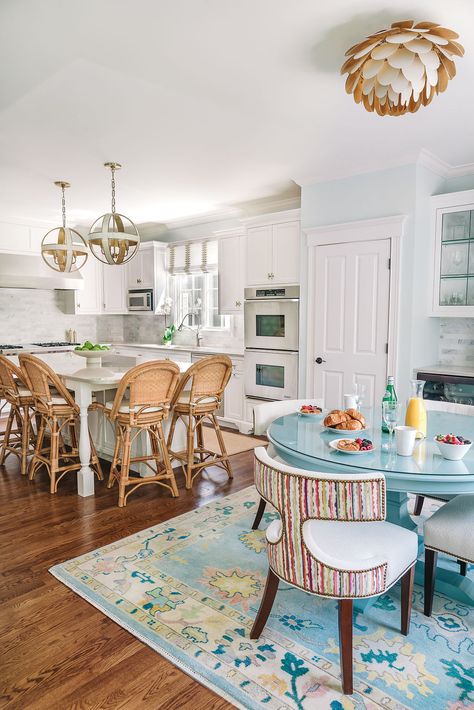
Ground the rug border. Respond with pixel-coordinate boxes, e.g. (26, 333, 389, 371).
(49, 551, 272, 710)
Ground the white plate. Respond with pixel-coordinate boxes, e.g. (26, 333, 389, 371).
(329, 438, 376, 454)
(298, 409, 324, 419)
(323, 424, 369, 434)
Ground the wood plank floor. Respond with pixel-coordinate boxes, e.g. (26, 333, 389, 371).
(0, 445, 255, 709)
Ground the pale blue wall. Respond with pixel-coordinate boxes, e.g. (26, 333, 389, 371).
(299, 163, 446, 403)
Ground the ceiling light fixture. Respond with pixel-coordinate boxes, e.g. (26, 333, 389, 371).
(41, 181, 89, 272)
(341, 20, 464, 116)
(87, 162, 140, 265)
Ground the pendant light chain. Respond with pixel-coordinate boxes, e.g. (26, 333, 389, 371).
(61, 184, 67, 227)
(111, 165, 116, 214)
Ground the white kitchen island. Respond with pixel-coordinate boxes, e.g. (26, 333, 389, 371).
(12, 351, 190, 497)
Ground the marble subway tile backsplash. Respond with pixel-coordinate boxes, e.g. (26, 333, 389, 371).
(439, 318, 474, 366)
(0, 288, 98, 344)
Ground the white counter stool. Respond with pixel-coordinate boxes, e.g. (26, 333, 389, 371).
(20, 354, 103, 493)
(251, 446, 418, 695)
(167, 355, 233, 490)
(251, 398, 324, 530)
(423, 493, 474, 616)
(98, 360, 181, 507)
(0, 355, 36, 475)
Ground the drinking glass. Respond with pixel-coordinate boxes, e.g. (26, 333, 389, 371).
(382, 401, 401, 453)
(353, 382, 366, 409)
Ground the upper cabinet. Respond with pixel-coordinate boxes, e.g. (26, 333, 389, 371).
(102, 263, 127, 314)
(431, 190, 474, 316)
(244, 210, 300, 286)
(65, 255, 103, 315)
(216, 229, 245, 314)
(126, 241, 167, 311)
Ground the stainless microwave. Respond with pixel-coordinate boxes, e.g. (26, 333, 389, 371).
(127, 288, 154, 311)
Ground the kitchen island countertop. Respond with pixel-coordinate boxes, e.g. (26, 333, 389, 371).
(112, 342, 245, 357)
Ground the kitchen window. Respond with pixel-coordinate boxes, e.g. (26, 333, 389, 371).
(167, 240, 229, 330)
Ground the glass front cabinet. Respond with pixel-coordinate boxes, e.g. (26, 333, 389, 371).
(431, 189, 474, 316)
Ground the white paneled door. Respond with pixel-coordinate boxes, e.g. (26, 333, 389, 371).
(309, 238, 391, 409)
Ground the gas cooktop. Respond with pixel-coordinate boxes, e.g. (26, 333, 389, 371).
(0, 344, 23, 350)
(32, 342, 78, 347)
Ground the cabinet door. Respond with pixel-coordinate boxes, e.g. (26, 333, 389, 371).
(126, 246, 154, 289)
(246, 226, 272, 286)
(102, 264, 127, 313)
(223, 358, 244, 421)
(272, 221, 300, 284)
(126, 252, 143, 288)
(76, 257, 102, 314)
(218, 235, 244, 313)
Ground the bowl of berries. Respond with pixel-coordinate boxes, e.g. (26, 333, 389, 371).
(299, 404, 323, 418)
(434, 433, 472, 461)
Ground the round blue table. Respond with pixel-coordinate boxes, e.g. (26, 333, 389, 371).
(268, 410, 474, 606)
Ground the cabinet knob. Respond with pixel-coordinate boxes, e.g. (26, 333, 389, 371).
(235, 300, 241, 307)
(137, 278, 142, 284)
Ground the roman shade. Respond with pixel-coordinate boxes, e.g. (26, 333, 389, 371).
(167, 240, 218, 275)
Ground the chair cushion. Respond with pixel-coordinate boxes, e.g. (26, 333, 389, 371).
(105, 401, 163, 414)
(424, 494, 474, 563)
(17, 386, 32, 397)
(177, 393, 218, 406)
(302, 520, 418, 591)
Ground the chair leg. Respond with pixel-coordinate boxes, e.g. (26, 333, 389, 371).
(211, 413, 233, 479)
(29, 416, 46, 480)
(196, 420, 205, 462)
(166, 411, 178, 450)
(338, 599, 353, 695)
(250, 568, 279, 639)
(251, 497, 267, 530)
(0, 408, 15, 464)
(413, 495, 425, 516)
(20, 406, 30, 476)
(424, 548, 438, 617)
(458, 559, 467, 576)
(185, 415, 195, 490)
(157, 421, 179, 497)
(118, 426, 131, 507)
(49, 418, 60, 494)
(108, 424, 121, 489)
(400, 565, 415, 635)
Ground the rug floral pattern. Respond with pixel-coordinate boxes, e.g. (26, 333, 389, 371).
(50, 488, 474, 709)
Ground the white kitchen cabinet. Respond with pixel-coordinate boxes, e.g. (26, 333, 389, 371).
(430, 189, 474, 316)
(224, 357, 244, 423)
(102, 263, 127, 314)
(64, 255, 102, 314)
(245, 211, 300, 286)
(126, 243, 156, 289)
(217, 230, 245, 314)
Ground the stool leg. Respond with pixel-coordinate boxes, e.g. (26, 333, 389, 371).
(401, 565, 415, 635)
(250, 568, 279, 639)
(338, 599, 353, 695)
(20, 405, 30, 476)
(196, 419, 205, 461)
(29, 416, 46, 480)
(0, 408, 15, 465)
(211, 413, 232, 479)
(157, 421, 179, 497)
(166, 411, 178, 451)
(108, 423, 121, 489)
(424, 548, 438, 617)
(185, 414, 195, 490)
(118, 426, 131, 507)
(50, 417, 60, 493)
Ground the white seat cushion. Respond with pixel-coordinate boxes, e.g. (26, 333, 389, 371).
(177, 393, 218, 406)
(50, 396, 69, 405)
(424, 494, 474, 562)
(300, 520, 418, 590)
(17, 386, 32, 397)
(105, 401, 163, 414)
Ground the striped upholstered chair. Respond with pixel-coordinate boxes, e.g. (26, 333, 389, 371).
(250, 446, 418, 695)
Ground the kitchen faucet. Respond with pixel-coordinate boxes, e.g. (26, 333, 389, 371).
(177, 312, 203, 347)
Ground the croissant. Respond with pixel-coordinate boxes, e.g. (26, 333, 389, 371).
(324, 410, 350, 427)
(345, 409, 366, 427)
(336, 419, 363, 431)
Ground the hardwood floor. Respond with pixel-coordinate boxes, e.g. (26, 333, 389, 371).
(0, 446, 255, 709)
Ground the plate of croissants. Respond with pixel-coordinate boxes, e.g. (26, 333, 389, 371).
(322, 408, 368, 433)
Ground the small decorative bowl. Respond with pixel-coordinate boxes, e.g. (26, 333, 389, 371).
(434, 438, 472, 461)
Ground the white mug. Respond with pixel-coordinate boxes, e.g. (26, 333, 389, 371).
(344, 394, 357, 410)
(395, 426, 421, 456)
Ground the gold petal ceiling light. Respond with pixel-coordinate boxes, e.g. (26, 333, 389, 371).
(88, 162, 140, 265)
(41, 182, 89, 272)
(341, 20, 464, 116)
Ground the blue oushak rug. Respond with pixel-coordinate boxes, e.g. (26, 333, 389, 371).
(50, 487, 473, 710)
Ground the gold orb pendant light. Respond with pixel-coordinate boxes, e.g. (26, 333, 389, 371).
(88, 162, 140, 265)
(341, 20, 464, 116)
(41, 182, 89, 272)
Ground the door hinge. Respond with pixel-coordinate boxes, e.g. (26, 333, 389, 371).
(388, 257, 391, 270)
(385, 343, 389, 354)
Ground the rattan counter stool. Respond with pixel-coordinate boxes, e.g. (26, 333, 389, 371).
(0, 355, 37, 475)
(95, 360, 181, 507)
(19, 354, 103, 493)
(167, 355, 233, 490)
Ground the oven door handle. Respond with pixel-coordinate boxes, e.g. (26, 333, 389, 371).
(245, 348, 299, 355)
(244, 298, 300, 303)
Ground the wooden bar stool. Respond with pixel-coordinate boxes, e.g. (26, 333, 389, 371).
(167, 355, 233, 490)
(0, 355, 36, 475)
(19, 354, 103, 493)
(96, 360, 181, 507)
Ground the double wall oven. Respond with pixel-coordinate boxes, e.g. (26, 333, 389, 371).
(244, 286, 299, 401)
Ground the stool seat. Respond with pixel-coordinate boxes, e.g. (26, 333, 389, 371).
(105, 400, 163, 414)
(424, 494, 474, 563)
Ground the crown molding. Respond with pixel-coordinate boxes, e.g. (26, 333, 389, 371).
(162, 207, 241, 229)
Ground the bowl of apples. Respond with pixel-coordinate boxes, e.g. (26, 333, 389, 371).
(434, 433, 472, 461)
(74, 341, 111, 368)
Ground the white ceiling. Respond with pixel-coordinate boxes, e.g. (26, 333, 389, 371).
(0, 0, 473, 227)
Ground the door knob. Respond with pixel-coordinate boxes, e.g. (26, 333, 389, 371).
(315, 357, 326, 364)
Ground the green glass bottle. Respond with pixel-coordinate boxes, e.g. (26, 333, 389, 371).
(382, 376, 397, 432)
